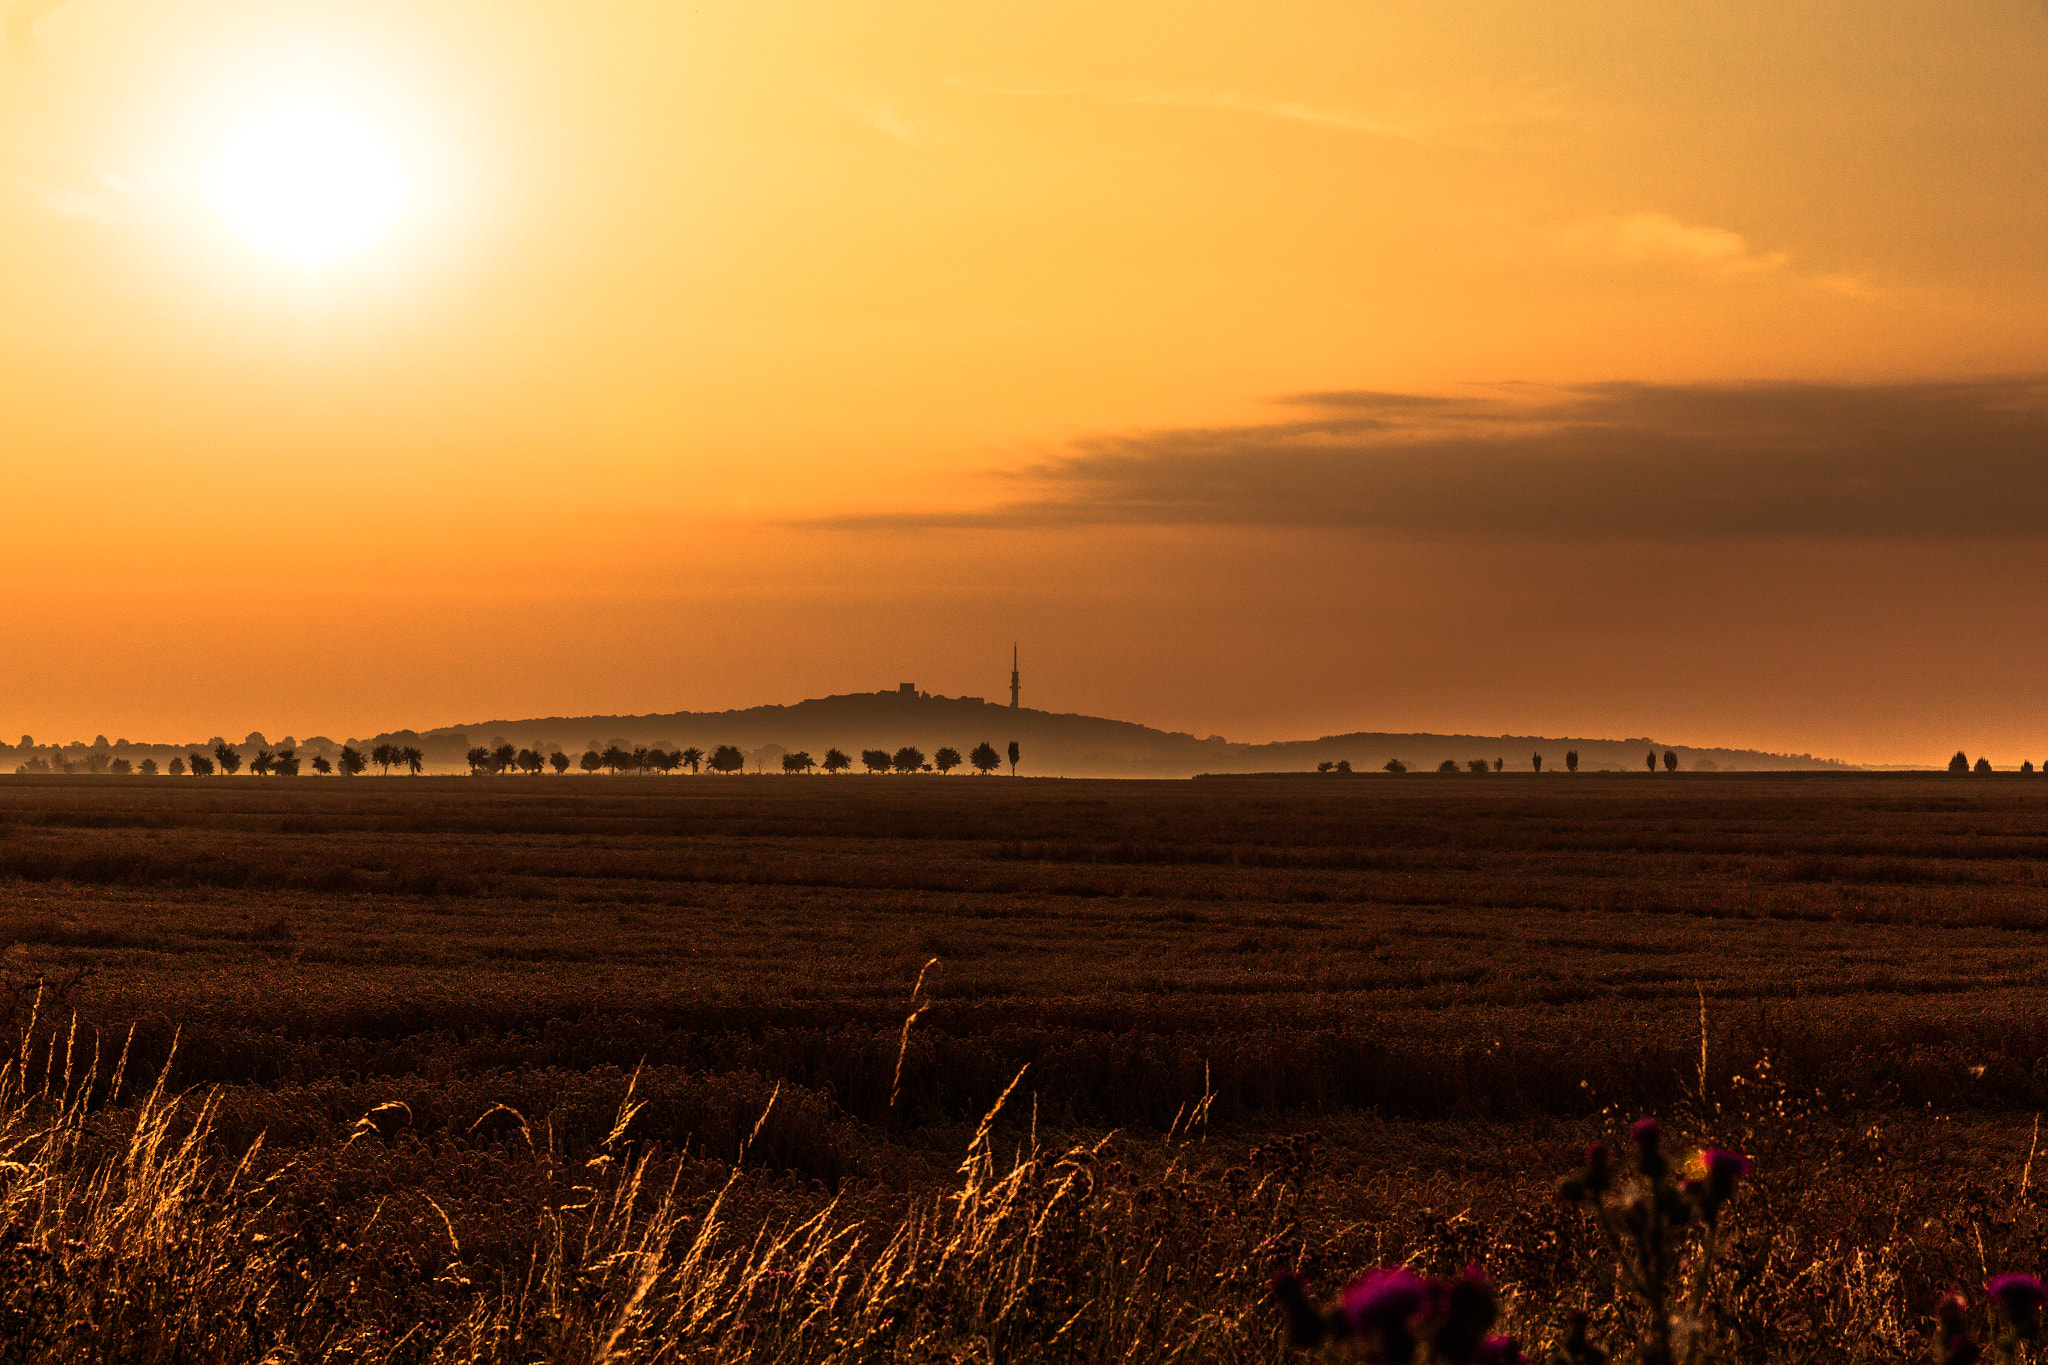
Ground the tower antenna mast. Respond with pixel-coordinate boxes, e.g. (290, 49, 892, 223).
(1010, 645, 1020, 710)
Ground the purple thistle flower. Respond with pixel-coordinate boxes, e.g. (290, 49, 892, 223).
(1342, 1267, 1427, 1363)
(1987, 1275, 2046, 1311)
(1988, 1274, 2046, 1341)
(1430, 1266, 1498, 1365)
(1701, 1149, 1753, 1202)
(1342, 1267, 1427, 1332)
(1477, 1335, 1528, 1365)
(1631, 1118, 1667, 1177)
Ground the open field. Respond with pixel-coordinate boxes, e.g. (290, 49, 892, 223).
(0, 771, 2045, 1360)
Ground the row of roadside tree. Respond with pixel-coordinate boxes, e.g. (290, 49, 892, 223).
(131, 739, 1026, 776)
(464, 741, 1023, 776)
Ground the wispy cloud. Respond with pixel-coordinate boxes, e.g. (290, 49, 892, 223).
(809, 378, 2048, 540)
(847, 99, 961, 147)
(1562, 211, 1872, 297)
(945, 75, 1575, 146)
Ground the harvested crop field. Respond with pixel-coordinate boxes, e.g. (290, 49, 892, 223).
(0, 771, 2044, 1361)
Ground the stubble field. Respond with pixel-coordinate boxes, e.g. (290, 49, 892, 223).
(0, 771, 2044, 1362)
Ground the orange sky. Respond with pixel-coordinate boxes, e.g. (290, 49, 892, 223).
(5, 1, 2048, 763)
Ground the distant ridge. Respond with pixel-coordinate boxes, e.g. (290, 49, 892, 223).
(331, 689, 1854, 777)
(3, 690, 1862, 776)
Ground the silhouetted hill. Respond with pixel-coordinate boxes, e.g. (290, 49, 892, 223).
(339, 689, 1854, 776)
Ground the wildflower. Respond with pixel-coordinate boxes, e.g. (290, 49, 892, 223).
(1986, 1274, 2046, 1338)
(1700, 1149, 1753, 1204)
(1631, 1118, 1666, 1178)
(1938, 1291, 1978, 1365)
(1342, 1267, 1427, 1363)
(1429, 1266, 1497, 1365)
(1560, 1144, 1611, 1203)
(1476, 1335, 1527, 1365)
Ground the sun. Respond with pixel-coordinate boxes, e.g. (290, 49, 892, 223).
(204, 102, 409, 269)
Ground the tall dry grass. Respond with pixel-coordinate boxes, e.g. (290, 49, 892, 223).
(0, 990, 1292, 1363)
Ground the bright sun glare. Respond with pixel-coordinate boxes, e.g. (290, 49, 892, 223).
(204, 103, 408, 269)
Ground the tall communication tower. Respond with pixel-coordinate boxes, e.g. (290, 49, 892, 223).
(1010, 645, 1020, 709)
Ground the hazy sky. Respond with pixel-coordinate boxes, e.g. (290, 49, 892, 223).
(5, 1, 2047, 763)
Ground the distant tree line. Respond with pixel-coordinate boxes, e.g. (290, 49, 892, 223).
(14, 735, 1028, 777)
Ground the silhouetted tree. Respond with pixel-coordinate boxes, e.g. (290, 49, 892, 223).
(273, 749, 301, 777)
(2026, 761, 2037, 775)
(630, 746, 651, 775)
(1493, 757, 1504, 772)
(250, 748, 275, 777)
(1384, 759, 1407, 774)
(214, 741, 243, 777)
(782, 751, 816, 774)
(401, 746, 424, 776)
(970, 742, 1000, 774)
(680, 746, 703, 774)
(550, 750, 571, 774)
(709, 744, 745, 774)
(1335, 759, 1351, 773)
(139, 758, 158, 776)
(653, 750, 681, 775)
(189, 753, 215, 777)
(1646, 751, 1657, 772)
(1565, 750, 1579, 773)
(862, 749, 891, 774)
(891, 746, 925, 774)
(1950, 751, 1970, 774)
(371, 744, 397, 776)
(168, 757, 186, 777)
(1437, 759, 1458, 773)
(934, 746, 962, 774)
(517, 748, 545, 775)
(1467, 759, 1488, 774)
(466, 747, 492, 775)
(108, 757, 132, 775)
(1317, 761, 1334, 773)
(310, 754, 331, 775)
(493, 743, 518, 775)
(822, 748, 852, 774)
(580, 750, 603, 774)
(1975, 756, 1994, 775)
(1007, 740, 1020, 775)
(1663, 750, 1678, 772)
(338, 746, 367, 777)
(1532, 753, 1543, 772)
(601, 746, 630, 775)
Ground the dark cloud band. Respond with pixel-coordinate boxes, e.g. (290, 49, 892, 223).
(822, 378, 2048, 538)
